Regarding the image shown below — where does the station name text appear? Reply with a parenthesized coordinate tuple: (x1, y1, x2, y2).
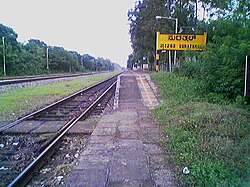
(159, 43, 204, 50)
(167, 35, 196, 42)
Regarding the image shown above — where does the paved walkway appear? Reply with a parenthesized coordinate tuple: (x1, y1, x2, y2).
(66, 71, 175, 186)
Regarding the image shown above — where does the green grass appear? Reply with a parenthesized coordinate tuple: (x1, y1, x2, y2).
(151, 72, 250, 186)
(0, 72, 118, 122)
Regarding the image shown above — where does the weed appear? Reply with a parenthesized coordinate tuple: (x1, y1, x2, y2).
(152, 72, 250, 186)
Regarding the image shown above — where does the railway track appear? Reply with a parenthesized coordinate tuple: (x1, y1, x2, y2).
(0, 73, 121, 186)
(0, 72, 104, 86)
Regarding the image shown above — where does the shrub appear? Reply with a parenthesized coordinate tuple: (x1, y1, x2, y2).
(152, 72, 250, 186)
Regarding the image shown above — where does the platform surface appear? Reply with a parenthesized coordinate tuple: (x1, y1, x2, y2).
(66, 71, 175, 186)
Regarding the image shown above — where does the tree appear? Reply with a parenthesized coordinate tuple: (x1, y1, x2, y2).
(182, 16, 249, 99)
(0, 23, 116, 76)
(0, 24, 19, 76)
(128, 0, 204, 70)
(128, 0, 249, 100)
(82, 54, 96, 71)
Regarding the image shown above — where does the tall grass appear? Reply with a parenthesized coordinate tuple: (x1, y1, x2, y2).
(151, 72, 250, 186)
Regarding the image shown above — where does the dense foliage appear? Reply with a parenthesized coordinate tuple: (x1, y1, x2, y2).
(0, 24, 118, 76)
(182, 16, 249, 99)
(128, 0, 249, 99)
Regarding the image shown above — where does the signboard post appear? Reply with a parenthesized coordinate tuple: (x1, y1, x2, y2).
(155, 52, 160, 72)
(156, 32, 207, 51)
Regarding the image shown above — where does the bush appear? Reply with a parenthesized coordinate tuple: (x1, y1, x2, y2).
(181, 17, 249, 100)
(152, 72, 250, 186)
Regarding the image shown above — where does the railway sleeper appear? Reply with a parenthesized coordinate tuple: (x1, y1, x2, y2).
(57, 105, 88, 109)
(45, 110, 81, 115)
(33, 117, 72, 121)
(73, 98, 96, 103)
(38, 114, 73, 118)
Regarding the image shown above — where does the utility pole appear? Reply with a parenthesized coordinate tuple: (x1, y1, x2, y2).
(2, 34, 13, 76)
(46, 47, 49, 70)
(2, 36, 6, 76)
(244, 55, 249, 97)
(173, 18, 178, 67)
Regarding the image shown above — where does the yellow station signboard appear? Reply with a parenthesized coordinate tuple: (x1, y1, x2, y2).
(156, 32, 207, 51)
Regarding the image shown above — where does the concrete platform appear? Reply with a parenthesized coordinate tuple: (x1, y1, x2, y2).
(66, 71, 175, 187)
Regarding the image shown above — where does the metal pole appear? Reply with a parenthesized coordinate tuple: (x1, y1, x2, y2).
(2, 36, 6, 76)
(174, 18, 178, 67)
(168, 50, 172, 72)
(46, 47, 49, 70)
(244, 55, 248, 97)
(156, 32, 159, 72)
(155, 16, 178, 72)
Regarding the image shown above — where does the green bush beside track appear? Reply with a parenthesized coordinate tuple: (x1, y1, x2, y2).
(152, 72, 250, 186)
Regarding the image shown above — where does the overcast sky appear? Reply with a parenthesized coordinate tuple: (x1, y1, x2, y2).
(0, 0, 136, 67)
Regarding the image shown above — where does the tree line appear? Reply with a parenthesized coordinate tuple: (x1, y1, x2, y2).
(128, 0, 249, 100)
(0, 24, 119, 76)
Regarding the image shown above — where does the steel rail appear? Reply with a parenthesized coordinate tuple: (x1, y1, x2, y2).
(0, 73, 122, 133)
(7, 80, 117, 187)
(0, 72, 106, 85)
